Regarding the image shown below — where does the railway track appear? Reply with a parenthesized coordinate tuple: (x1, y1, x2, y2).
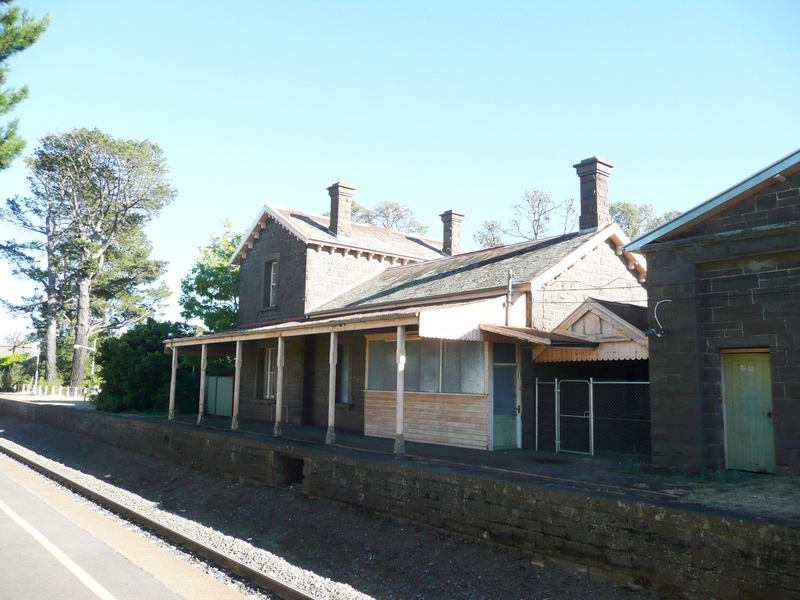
(0, 443, 331, 600)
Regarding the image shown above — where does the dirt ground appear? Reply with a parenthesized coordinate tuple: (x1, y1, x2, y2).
(0, 415, 666, 600)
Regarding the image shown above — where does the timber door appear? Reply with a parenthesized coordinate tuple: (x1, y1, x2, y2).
(492, 343, 519, 450)
(205, 376, 233, 417)
(722, 352, 775, 473)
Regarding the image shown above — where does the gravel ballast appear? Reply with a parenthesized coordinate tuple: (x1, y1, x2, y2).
(0, 416, 664, 600)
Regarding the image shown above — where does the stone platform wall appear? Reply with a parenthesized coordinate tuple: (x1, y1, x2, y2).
(2, 398, 798, 599)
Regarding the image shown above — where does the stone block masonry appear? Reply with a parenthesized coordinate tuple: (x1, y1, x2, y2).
(533, 241, 646, 332)
(2, 397, 799, 599)
(645, 169, 800, 473)
(302, 457, 800, 599)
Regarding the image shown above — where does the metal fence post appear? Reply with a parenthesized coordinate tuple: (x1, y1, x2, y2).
(589, 377, 594, 457)
(554, 378, 559, 453)
(535, 377, 539, 451)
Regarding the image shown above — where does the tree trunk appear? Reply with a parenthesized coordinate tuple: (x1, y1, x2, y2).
(45, 297, 57, 383)
(45, 232, 58, 383)
(69, 277, 92, 389)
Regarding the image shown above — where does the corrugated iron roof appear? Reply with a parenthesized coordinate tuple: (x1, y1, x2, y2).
(480, 324, 599, 347)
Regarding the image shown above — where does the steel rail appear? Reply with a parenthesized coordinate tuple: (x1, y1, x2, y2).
(0, 445, 315, 600)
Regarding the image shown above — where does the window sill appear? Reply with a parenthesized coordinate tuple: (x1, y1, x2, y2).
(252, 398, 276, 405)
(259, 306, 278, 314)
(335, 402, 354, 411)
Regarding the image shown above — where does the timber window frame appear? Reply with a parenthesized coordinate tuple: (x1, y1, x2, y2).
(365, 333, 484, 394)
(262, 258, 279, 309)
(335, 343, 352, 405)
(256, 345, 278, 400)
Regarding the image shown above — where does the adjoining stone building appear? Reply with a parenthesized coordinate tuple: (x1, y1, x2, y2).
(627, 148, 800, 474)
(166, 157, 649, 453)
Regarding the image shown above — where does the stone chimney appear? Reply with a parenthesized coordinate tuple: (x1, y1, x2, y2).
(573, 157, 614, 233)
(440, 210, 465, 256)
(327, 182, 356, 238)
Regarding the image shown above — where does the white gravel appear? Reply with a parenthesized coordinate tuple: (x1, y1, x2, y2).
(0, 438, 374, 600)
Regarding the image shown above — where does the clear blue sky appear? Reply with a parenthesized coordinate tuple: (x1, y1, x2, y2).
(1, 0, 799, 336)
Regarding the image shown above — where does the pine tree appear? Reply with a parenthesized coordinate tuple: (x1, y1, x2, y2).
(0, 1, 49, 169)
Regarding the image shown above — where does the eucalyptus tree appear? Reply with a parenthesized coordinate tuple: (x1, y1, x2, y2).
(6, 128, 176, 388)
(0, 185, 71, 382)
(326, 200, 429, 234)
(610, 202, 682, 240)
(473, 220, 504, 248)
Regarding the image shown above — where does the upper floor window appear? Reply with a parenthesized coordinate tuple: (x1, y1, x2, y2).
(263, 260, 278, 308)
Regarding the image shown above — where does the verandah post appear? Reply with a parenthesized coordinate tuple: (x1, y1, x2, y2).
(274, 335, 285, 437)
(197, 343, 207, 425)
(168, 346, 178, 421)
(394, 325, 406, 455)
(326, 331, 338, 445)
(231, 340, 242, 430)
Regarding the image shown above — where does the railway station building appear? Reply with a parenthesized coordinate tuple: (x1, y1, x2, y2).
(165, 157, 650, 453)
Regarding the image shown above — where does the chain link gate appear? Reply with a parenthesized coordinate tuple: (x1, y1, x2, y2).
(536, 378, 650, 457)
(557, 379, 592, 455)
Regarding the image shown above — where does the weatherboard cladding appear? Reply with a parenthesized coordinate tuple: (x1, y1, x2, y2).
(273, 207, 445, 261)
(311, 231, 590, 314)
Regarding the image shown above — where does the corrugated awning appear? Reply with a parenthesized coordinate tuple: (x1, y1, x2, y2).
(479, 324, 599, 348)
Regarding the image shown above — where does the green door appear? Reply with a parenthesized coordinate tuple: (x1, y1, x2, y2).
(722, 352, 775, 473)
(493, 343, 518, 450)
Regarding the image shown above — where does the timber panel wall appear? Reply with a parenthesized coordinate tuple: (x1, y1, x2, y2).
(537, 340, 647, 362)
(365, 390, 488, 449)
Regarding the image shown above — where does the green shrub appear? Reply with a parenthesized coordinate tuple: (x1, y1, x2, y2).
(0, 353, 33, 391)
(95, 319, 199, 413)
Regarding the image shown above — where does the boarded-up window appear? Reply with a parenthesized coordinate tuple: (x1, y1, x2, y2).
(368, 340, 397, 391)
(460, 342, 484, 394)
(405, 339, 440, 393)
(442, 340, 462, 393)
(368, 338, 483, 394)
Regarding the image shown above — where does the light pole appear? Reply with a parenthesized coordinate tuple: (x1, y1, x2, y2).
(73, 340, 97, 401)
(33, 345, 40, 394)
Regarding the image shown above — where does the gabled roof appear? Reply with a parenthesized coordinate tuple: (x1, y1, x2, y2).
(309, 224, 646, 317)
(533, 297, 649, 362)
(589, 298, 648, 332)
(231, 204, 445, 265)
(627, 148, 800, 252)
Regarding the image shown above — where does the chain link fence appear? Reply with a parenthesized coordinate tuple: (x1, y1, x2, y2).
(535, 378, 651, 458)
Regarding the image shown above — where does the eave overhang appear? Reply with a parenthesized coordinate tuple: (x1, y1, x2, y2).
(164, 311, 420, 351)
(626, 147, 800, 253)
(479, 324, 599, 348)
(230, 204, 441, 266)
